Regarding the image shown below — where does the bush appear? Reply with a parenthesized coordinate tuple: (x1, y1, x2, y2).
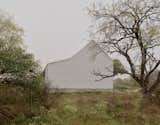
(114, 77, 139, 90)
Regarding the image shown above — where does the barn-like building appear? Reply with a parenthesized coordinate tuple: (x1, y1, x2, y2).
(44, 41, 113, 90)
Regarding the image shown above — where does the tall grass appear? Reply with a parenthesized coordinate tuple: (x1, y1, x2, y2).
(13, 91, 160, 125)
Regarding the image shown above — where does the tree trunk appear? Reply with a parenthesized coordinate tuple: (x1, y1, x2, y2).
(142, 90, 157, 104)
(143, 92, 151, 99)
(142, 88, 153, 103)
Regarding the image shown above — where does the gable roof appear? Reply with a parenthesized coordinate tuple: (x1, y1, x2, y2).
(44, 41, 112, 71)
(90, 40, 113, 61)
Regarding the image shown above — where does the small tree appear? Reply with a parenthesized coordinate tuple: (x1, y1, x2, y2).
(113, 59, 127, 75)
(0, 11, 41, 86)
(88, 0, 160, 100)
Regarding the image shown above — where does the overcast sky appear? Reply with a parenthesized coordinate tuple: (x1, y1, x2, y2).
(0, 0, 109, 68)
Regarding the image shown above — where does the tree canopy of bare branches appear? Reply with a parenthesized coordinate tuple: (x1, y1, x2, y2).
(88, 0, 160, 98)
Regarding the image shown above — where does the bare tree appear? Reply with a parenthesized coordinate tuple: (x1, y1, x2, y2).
(88, 0, 160, 99)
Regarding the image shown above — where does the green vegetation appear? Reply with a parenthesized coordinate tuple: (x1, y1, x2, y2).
(10, 91, 160, 125)
(0, 78, 46, 125)
(0, 11, 41, 86)
(113, 59, 127, 75)
(0, 11, 44, 125)
(0, 1, 160, 125)
(114, 77, 139, 90)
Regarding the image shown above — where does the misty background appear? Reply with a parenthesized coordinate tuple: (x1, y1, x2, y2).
(0, 0, 111, 68)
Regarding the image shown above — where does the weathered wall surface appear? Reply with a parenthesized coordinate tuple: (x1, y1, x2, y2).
(45, 41, 113, 89)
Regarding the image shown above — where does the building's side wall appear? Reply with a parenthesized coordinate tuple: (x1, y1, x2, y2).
(45, 42, 113, 90)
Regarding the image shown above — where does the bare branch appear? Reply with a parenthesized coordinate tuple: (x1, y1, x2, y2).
(145, 60, 160, 82)
(89, 0, 160, 94)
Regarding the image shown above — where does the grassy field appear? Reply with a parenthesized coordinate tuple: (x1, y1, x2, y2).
(12, 90, 160, 125)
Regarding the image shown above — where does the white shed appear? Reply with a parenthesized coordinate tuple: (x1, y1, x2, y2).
(44, 41, 113, 90)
